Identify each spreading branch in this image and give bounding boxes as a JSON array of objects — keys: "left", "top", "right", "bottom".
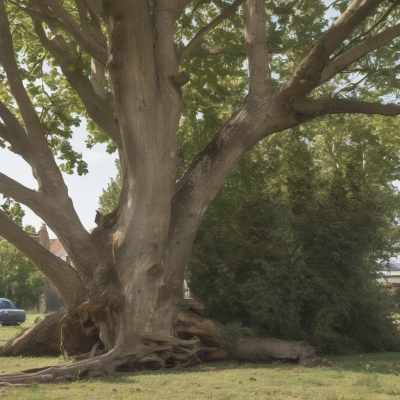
[
  {"left": 245, "top": 0, "right": 273, "bottom": 96},
  {"left": 29, "top": 0, "right": 108, "bottom": 64},
  {"left": 89, "top": 4, "right": 107, "bottom": 47},
  {"left": 0, "top": 100, "right": 27, "bottom": 153},
  {"left": 177, "top": 0, "right": 245, "bottom": 64},
  {"left": 0, "top": 168, "right": 93, "bottom": 278},
  {"left": 88, "top": 5, "right": 107, "bottom": 100},
  {"left": 332, "top": 3, "right": 397, "bottom": 59},
  {"left": 282, "top": 0, "right": 384, "bottom": 97},
  {"left": 75, "top": 0, "right": 91, "bottom": 37},
  {"left": 0, "top": 4, "right": 96, "bottom": 277},
  {"left": 32, "top": 18, "right": 121, "bottom": 145},
  {"left": 0, "top": 210, "right": 82, "bottom": 309},
  {"left": 166, "top": 97, "right": 308, "bottom": 285},
  {"left": 320, "top": 23, "right": 400, "bottom": 83},
  {"left": 0, "top": 1, "right": 44, "bottom": 143},
  {"left": 0, "top": 173, "right": 43, "bottom": 211}
]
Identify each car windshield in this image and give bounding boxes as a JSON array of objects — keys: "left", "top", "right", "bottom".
[{"left": 0, "top": 301, "right": 14, "bottom": 309}]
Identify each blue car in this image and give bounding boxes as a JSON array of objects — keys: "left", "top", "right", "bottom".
[{"left": 0, "top": 298, "right": 26, "bottom": 326}]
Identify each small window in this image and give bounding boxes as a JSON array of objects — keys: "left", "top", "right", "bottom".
[{"left": 0, "top": 301, "right": 13, "bottom": 309}]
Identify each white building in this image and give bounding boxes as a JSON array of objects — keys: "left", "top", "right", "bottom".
[{"left": 377, "top": 263, "right": 400, "bottom": 291}]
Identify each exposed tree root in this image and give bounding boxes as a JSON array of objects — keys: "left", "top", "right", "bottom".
[{"left": 0, "top": 300, "right": 333, "bottom": 385}]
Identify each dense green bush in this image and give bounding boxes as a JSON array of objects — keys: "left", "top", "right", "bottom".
[
  {"left": 98, "top": 113, "right": 400, "bottom": 354},
  {"left": 186, "top": 116, "right": 400, "bottom": 354}
]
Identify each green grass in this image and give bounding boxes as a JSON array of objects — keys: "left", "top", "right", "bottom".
[{"left": 1, "top": 318, "right": 400, "bottom": 399}]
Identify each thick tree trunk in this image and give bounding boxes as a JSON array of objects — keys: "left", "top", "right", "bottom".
[{"left": 0, "top": 299, "right": 331, "bottom": 385}]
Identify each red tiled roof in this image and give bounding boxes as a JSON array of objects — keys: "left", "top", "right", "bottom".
[{"left": 49, "top": 239, "right": 66, "bottom": 257}]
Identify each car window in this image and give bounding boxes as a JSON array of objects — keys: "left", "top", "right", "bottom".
[{"left": 0, "top": 301, "right": 13, "bottom": 309}]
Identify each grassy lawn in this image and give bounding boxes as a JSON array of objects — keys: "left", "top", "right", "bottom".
[{"left": 1, "top": 318, "right": 400, "bottom": 399}]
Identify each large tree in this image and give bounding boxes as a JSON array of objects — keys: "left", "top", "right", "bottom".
[{"left": 1, "top": 0, "right": 400, "bottom": 383}]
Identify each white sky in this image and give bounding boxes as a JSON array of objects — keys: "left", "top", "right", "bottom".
[{"left": 0, "top": 124, "right": 118, "bottom": 238}]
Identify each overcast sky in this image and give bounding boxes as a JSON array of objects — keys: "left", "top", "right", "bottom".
[{"left": 0, "top": 123, "right": 118, "bottom": 238}]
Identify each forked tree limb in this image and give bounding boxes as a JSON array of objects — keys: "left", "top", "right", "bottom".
[
  {"left": 29, "top": 0, "right": 108, "bottom": 64},
  {"left": 0, "top": 1, "right": 45, "bottom": 143},
  {"left": 0, "top": 101, "right": 28, "bottom": 154},
  {"left": 245, "top": 0, "right": 273, "bottom": 96},
  {"left": 0, "top": 4, "right": 96, "bottom": 275},
  {"left": 0, "top": 173, "right": 43, "bottom": 211},
  {"left": 166, "top": 98, "right": 307, "bottom": 289},
  {"left": 320, "top": 22, "right": 400, "bottom": 83},
  {"left": 0, "top": 174, "right": 91, "bottom": 265},
  {"left": 75, "top": 0, "right": 91, "bottom": 37},
  {"left": 177, "top": 0, "right": 246, "bottom": 64},
  {"left": 32, "top": 18, "right": 121, "bottom": 146},
  {"left": 0, "top": 1, "right": 72, "bottom": 193},
  {"left": 332, "top": 3, "right": 397, "bottom": 59},
  {"left": 88, "top": 5, "right": 107, "bottom": 47},
  {"left": 14, "top": 5, "right": 64, "bottom": 31},
  {"left": 283, "top": 0, "right": 384, "bottom": 96},
  {"left": 74, "top": 0, "right": 107, "bottom": 99},
  {"left": 0, "top": 210, "right": 82, "bottom": 308}
]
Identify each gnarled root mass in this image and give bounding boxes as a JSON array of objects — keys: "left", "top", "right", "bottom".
[{"left": 0, "top": 300, "right": 332, "bottom": 386}]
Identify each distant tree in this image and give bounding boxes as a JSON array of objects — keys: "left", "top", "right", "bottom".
[{"left": 0, "top": 199, "right": 45, "bottom": 309}]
